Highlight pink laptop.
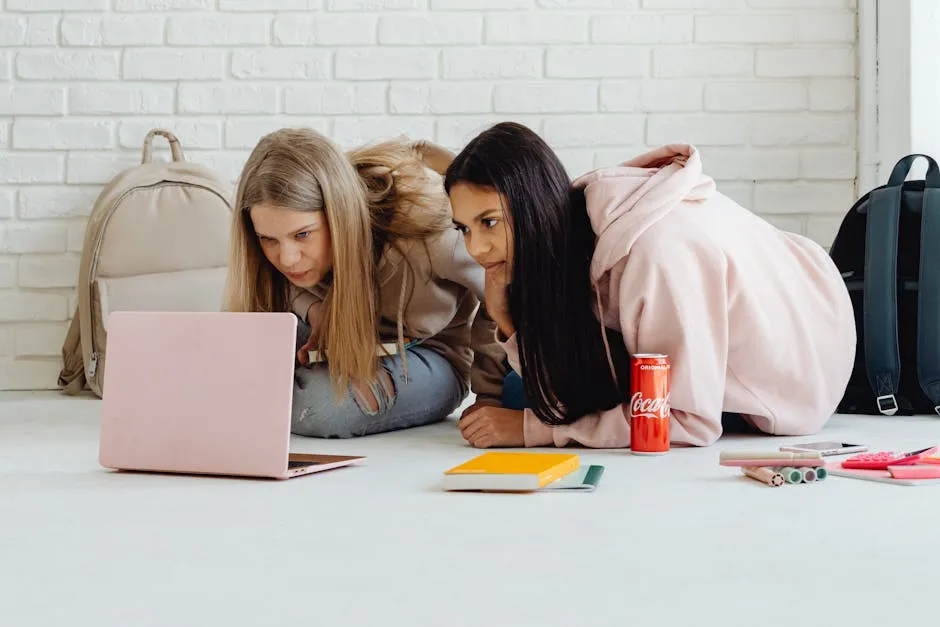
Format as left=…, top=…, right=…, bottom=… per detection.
left=99, top=311, right=364, bottom=480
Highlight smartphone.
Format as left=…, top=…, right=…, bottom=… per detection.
left=779, top=441, right=868, bottom=456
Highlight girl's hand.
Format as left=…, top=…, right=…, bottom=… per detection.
left=459, top=406, right=525, bottom=448
left=484, top=262, right=515, bottom=338
left=297, top=330, right=317, bottom=366
left=413, top=140, right=455, bottom=176
left=297, top=302, right=322, bottom=366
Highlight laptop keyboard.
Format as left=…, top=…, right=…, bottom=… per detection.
left=288, top=460, right=327, bottom=469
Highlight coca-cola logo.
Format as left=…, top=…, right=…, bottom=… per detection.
left=630, top=392, right=670, bottom=420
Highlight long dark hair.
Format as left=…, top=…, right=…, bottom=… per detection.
left=444, top=122, right=631, bottom=425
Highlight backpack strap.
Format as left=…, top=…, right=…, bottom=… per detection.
left=914, top=157, right=940, bottom=414
left=868, top=154, right=940, bottom=415
left=57, top=305, right=87, bottom=395
left=864, top=177, right=903, bottom=415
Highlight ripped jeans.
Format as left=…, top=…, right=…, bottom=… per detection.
left=290, top=320, right=468, bottom=439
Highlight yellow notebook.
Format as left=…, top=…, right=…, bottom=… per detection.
left=442, top=452, right=580, bottom=492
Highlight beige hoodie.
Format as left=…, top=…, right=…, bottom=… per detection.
left=290, top=226, right=509, bottom=405
left=499, top=144, right=857, bottom=448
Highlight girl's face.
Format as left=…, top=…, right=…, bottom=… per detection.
left=249, top=203, right=333, bottom=288
left=449, top=183, right=513, bottom=275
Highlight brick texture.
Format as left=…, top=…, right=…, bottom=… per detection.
left=0, top=2, right=858, bottom=390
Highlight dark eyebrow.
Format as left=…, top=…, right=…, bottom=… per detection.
left=255, top=223, right=318, bottom=239
left=457, top=209, right=501, bottom=227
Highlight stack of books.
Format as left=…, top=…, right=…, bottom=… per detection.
left=442, top=451, right=604, bottom=492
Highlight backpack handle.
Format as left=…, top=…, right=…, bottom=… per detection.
left=886, top=153, right=940, bottom=188
left=142, top=129, right=184, bottom=164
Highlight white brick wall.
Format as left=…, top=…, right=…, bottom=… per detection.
left=0, top=0, right=858, bottom=390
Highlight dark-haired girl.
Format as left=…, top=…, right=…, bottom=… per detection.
left=445, top=122, right=856, bottom=449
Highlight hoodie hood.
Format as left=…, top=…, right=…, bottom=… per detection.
left=572, top=144, right=715, bottom=285
left=572, top=144, right=716, bottom=388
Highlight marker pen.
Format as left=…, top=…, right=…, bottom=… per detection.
left=741, top=466, right=784, bottom=487
left=774, top=467, right=803, bottom=484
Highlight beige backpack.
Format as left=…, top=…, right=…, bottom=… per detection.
left=58, top=129, right=235, bottom=397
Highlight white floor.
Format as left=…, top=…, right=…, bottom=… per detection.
left=3, top=391, right=939, bottom=626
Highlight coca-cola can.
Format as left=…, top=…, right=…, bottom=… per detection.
left=629, top=353, right=671, bottom=455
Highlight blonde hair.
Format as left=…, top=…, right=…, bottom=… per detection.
left=224, top=127, right=451, bottom=396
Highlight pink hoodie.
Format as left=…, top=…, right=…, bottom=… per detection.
left=498, top=144, right=857, bottom=448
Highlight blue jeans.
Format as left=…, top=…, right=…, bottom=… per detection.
left=502, top=370, right=529, bottom=410
left=500, top=370, right=751, bottom=433
left=291, top=321, right=468, bottom=438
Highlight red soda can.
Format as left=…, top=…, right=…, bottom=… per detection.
left=629, top=354, right=671, bottom=455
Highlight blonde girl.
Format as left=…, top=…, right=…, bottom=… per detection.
left=225, top=128, right=507, bottom=438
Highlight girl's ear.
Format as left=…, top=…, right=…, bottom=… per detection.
left=412, top=140, right=455, bottom=176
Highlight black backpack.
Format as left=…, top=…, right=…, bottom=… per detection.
left=829, top=154, right=940, bottom=416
